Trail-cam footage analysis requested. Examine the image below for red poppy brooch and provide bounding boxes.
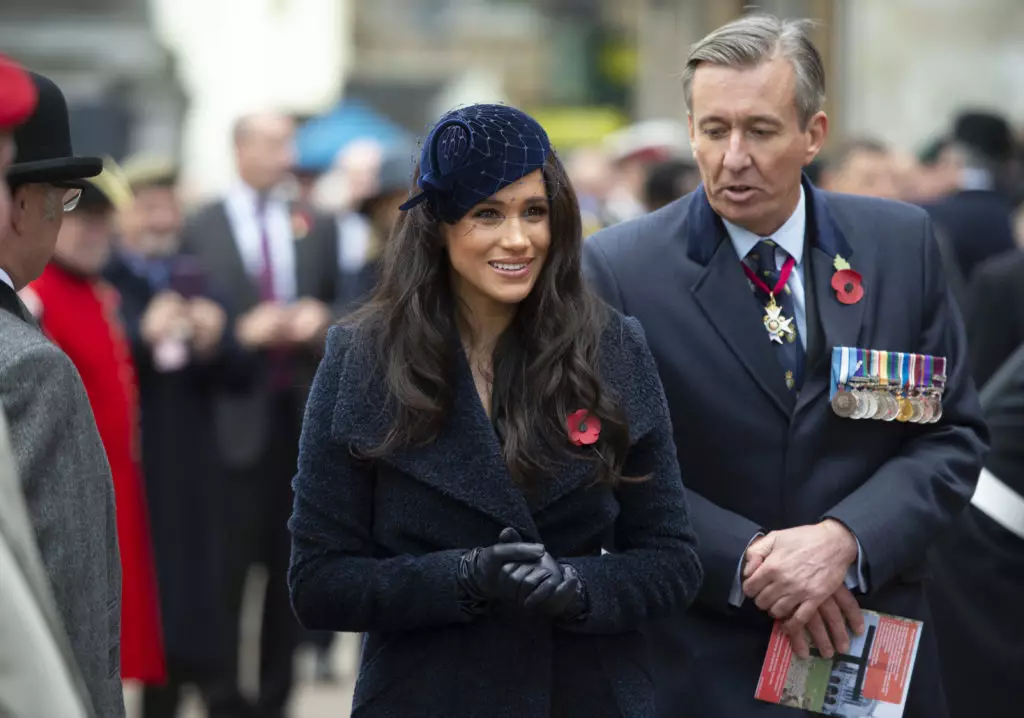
[831,255,864,305]
[567,409,601,446]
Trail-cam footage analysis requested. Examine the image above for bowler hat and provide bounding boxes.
[6,71,101,188]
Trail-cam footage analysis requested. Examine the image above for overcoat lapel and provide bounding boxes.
[685,181,871,418]
[337,335,604,538]
[686,186,796,415]
[794,184,871,416]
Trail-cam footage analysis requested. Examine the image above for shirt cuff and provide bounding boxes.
[843,537,869,594]
[728,532,765,608]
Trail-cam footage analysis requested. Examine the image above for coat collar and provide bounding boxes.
[685,176,869,416]
[334,331,602,540]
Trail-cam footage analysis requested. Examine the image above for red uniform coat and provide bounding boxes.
[28,262,166,683]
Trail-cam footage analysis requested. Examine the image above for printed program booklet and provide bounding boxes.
[755,611,922,717]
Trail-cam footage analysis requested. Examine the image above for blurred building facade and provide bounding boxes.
[0,0,184,160]
[3,0,1022,194]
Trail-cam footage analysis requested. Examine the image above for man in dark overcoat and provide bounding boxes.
[583,14,988,718]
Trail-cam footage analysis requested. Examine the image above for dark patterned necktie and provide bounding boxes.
[745,239,805,392]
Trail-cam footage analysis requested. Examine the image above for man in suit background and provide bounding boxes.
[583,14,987,718]
[180,110,337,718]
[0,68,124,717]
[922,111,1018,282]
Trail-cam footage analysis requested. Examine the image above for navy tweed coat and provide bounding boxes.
[288,311,702,717]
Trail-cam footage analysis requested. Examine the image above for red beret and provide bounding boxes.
[0,54,37,131]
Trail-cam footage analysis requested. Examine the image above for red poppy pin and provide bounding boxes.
[830,255,864,305]
[567,409,601,446]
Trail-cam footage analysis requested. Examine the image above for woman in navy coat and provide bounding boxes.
[288,104,702,718]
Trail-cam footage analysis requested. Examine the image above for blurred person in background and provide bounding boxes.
[289,102,701,718]
[923,111,1018,280]
[927,315,1024,718]
[564,145,615,237]
[180,110,338,718]
[104,154,251,717]
[1,69,124,718]
[913,136,961,203]
[0,53,93,718]
[818,137,900,199]
[602,120,690,224]
[820,139,968,308]
[643,158,701,212]
[23,159,167,690]
[333,143,413,314]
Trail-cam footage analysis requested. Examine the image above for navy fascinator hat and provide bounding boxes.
[399,104,552,224]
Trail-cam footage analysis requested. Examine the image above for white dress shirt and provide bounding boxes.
[223,183,298,302]
[723,185,808,349]
[0,268,15,292]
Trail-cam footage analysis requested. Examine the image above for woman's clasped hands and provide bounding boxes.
[457,527,587,621]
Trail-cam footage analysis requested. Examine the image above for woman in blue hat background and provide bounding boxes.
[288,103,702,717]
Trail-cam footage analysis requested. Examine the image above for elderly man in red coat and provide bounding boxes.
[22,161,167,687]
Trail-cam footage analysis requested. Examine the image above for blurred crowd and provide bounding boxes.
[5,50,1024,716]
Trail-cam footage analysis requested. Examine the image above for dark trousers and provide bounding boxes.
[141,657,218,718]
[206,392,302,718]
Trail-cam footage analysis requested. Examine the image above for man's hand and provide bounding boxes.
[235,302,290,349]
[284,298,333,346]
[141,291,191,346]
[742,520,858,624]
[784,586,865,660]
[189,297,227,357]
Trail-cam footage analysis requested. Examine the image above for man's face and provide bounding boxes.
[9,183,67,287]
[119,184,182,258]
[55,206,113,276]
[688,56,827,236]
[826,149,900,200]
[235,114,296,192]
[0,134,14,233]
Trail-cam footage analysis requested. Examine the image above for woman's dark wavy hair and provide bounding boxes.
[345,153,633,486]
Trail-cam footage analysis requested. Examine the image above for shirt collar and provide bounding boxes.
[722,185,806,264]
[0,267,14,291]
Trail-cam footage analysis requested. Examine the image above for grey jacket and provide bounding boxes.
[0,408,93,718]
[0,296,124,718]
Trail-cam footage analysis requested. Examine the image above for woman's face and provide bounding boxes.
[443,169,550,314]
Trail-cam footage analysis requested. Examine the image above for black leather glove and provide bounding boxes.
[498,532,589,622]
[457,527,546,611]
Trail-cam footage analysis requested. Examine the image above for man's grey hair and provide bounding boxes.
[42,186,60,222]
[682,14,826,128]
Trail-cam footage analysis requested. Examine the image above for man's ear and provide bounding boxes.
[10,184,30,236]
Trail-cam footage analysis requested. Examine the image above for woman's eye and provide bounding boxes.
[473,208,502,221]
[525,206,548,218]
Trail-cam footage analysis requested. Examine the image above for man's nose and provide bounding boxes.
[722,130,752,173]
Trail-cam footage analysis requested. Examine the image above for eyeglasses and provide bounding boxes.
[61,188,82,213]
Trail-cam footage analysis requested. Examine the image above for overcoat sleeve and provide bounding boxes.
[561,316,703,634]
[584,237,762,613]
[288,326,473,633]
[823,217,989,588]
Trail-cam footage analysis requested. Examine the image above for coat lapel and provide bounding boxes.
[795,185,871,416]
[687,186,796,415]
[342,339,540,540]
